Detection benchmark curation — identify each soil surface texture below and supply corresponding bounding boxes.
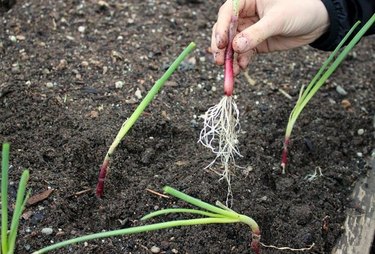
[1,0,374,253]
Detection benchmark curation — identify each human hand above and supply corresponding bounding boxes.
[212,0,330,75]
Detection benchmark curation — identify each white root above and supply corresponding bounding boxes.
[304,166,324,181]
[198,96,242,206]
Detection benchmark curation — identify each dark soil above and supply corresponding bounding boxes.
[1,1,374,253]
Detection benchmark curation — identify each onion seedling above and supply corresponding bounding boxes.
[33,186,261,254]
[1,143,30,254]
[281,14,375,173]
[96,42,196,197]
[199,0,240,205]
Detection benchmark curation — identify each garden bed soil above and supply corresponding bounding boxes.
[1,0,374,253]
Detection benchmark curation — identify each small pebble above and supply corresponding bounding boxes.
[98,0,110,9]
[259,196,268,201]
[341,99,351,110]
[135,88,142,99]
[150,246,161,253]
[357,129,364,135]
[9,35,17,43]
[336,85,348,96]
[66,35,75,41]
[11,63,20,73]
[78,26,86,33]
[41,227,53,235]
[57,59,68,70]
[115,81,124,89]
[46,82,54,88]
[16,35,26,41]
[328,98,336,104]
[125,98,137,104]
[81,61,89,67]
[350,51,357,58]
[102,66,108,74]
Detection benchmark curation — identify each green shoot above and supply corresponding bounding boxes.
[281,14,375,173]
[33,186,260,254]
[96,42,196,197]
[1,143,30,254]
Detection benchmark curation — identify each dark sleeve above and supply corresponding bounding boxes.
[310,0,375,51]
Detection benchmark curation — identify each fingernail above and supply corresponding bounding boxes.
[215,34,222,47]
[235,36,248,52]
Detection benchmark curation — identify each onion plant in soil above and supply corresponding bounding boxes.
[199,0,241,206]
[96,42,196,197]
[281,14,375,173]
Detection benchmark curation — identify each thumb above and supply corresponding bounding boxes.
[233,15,279,53]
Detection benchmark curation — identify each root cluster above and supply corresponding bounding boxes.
[199,96,241,205]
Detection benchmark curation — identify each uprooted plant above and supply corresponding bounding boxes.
[199,0,241,206]
[281,14,375,173]
[1,143,30,254]
[33,186,261,254]
[96,42,196,197]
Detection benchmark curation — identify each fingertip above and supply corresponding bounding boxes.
[233,34,251,53]
[215,32,228,49]
[237,51,255,70]
[214,50,225,65]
